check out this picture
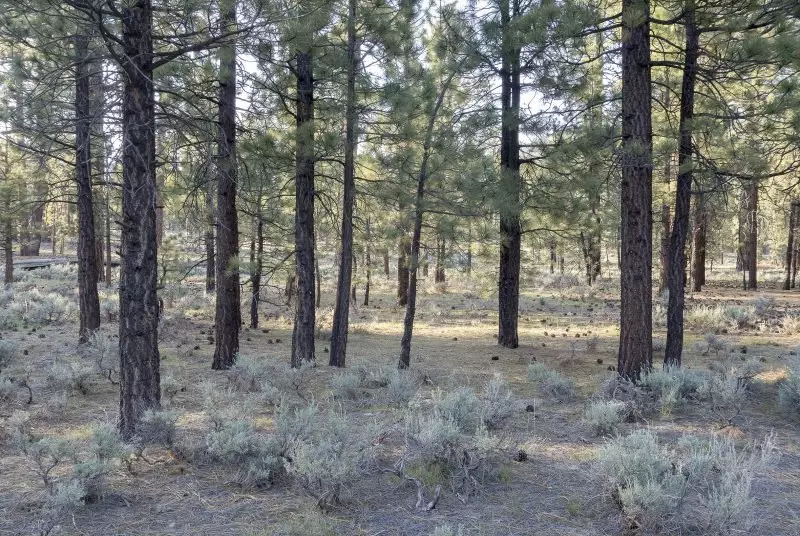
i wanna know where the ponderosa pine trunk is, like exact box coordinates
[212,0,240,371]
[291,49,316,367]
[497,0,521,349]
[90,54,106,282]
[364,216,371,306]
[658,204,670,293]
[691,193,706,291]
[205,160,215,293]
[250,203,263,328]
[75,29,101,344]
[118,0,160,440]
[397,237,410,306]
[329,0,358,367]
[664,4,698,367]
[618,0,653,380]
[744,179,758,289]
[383,248,390,277]
[784,201,797,290]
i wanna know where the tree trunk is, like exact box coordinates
[549,241,556,274]
[90,54,106,282]
[75,29,101,344]
[3,208,12,286]
[664,5,698,368]
[784,201,797,290]
[118,0,160,440]
[399,70,456,368]
[744,179,758,289]
[105,190,112,287]
[691,193,706,291]
[212,0,241,371]
[498,0,522,349]
[435,237,446,283]
[364,217,371,306]
[383,248,389,277]
[658,204,670,293]
[618,0,653,380]
[397,237,410,306]
[250,203,263,328]
[291,49,316,367]
[205,167,215,292]
[329,3,358,367]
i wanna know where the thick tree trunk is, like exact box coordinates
[329,0,358,367]
[118,0,160,440]
[618,0,653,380]
[664,5,698,368]
[498,0,522,349]
[212,0,241,371]
[291,50,316,367]
[75,30,101,344]
[658,204,670,293]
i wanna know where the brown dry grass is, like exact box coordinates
[1,262,799,535]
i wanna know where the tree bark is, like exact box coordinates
[118,0,161,440]
[497,0,522,349]
[618,0,653,380]
[784,201,797,291]
[212,0,241,371]
[435,236,446,283]
[383,248,390,277]
[744,179,758,289]
[364,216,371,306]
[291,49,316,367]
[691,192,706,291]
[75,29,101,344]
[205,165,215,292]
[329,0,358,367]
[658,204,670,293]
[250,201,263,328]
[664,4,698,367]
[397,237,410,306]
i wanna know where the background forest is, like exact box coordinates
[0,0,800,534]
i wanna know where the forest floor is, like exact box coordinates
[1,262,799,535]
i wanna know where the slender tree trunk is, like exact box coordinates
[205,167,215,293]
[383,248,390,277]
[618,0,653,380]
[784,201,797,290]
[330,1,358,366]
[466,221,472,276]
[155,162,165,247]
[399,71,456,368]
[691,193,706,291]
[745,179,758,289]
[664,5,698,367]
[90,55,106,282]
[435,237,446,283]
[3,203,12,286]
[212,0,241,371]
[291,49,316,367]
[118,0,160,440]
[75,29,101,344]
[364,216,371,306]
[105,191,112,287]
[497,0,521,349]
[397,237,410,306]
[549,241,556,274]
[658,204,670,293]
[250,201,263,328]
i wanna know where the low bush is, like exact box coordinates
[84,331,118,384]
[528,363,576,401]
[434,386,481,433]
[138,409,178,447]
[778,358,800,415]
[385,368,420,406]
[0,339,16,370]
[47,360,94,395]
[595,429,776,535]
[583,399,626,436]
[480,373,514,429]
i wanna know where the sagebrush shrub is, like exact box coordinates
[596,429,776,535]
[139,409,178,446]
[0,339,16,370]
[84,331,118,384]
[385,368,419,406]
[583,400,625,435]
[528,363,576,401]
[434,386,481,433]
[481,373,514,429]
[329,371,366,400]
[778,358,800,415]
[47,360,94,395]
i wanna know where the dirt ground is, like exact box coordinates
[1,261,799,535]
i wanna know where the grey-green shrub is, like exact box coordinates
[139,409,178,446]
[0,339,16,370]
[481,373,513,429]
[778,359,800,415]
[85,331,118,384]
[434,386,481,433]
[583,400,625,435]
[386,368,419,406]
[528,363,576,401]
[596,429,776,534]
[329,371,366,400]
[47,360,94,395]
